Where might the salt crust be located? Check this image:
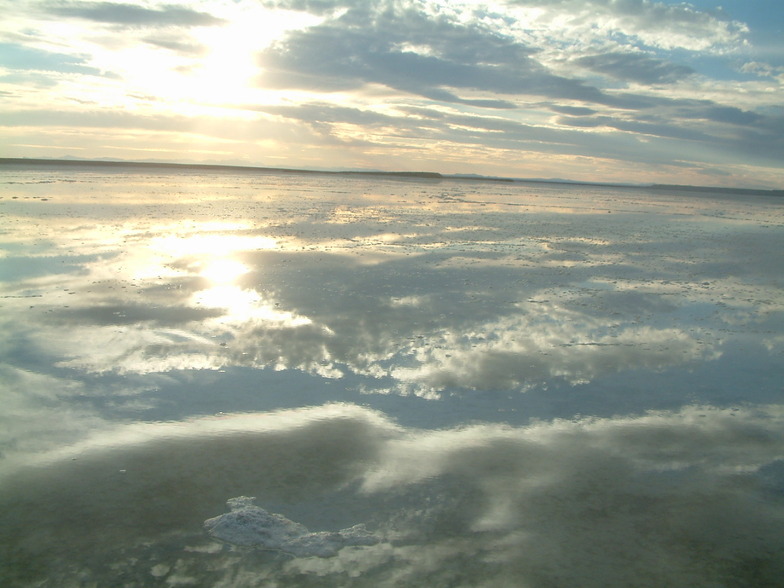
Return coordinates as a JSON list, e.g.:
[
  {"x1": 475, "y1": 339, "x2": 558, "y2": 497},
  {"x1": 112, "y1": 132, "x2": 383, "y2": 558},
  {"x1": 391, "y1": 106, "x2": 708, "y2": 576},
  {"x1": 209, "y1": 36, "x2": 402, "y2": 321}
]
[{"x1": 204, "y1": 496, "x2": 378, "y2": 557}]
